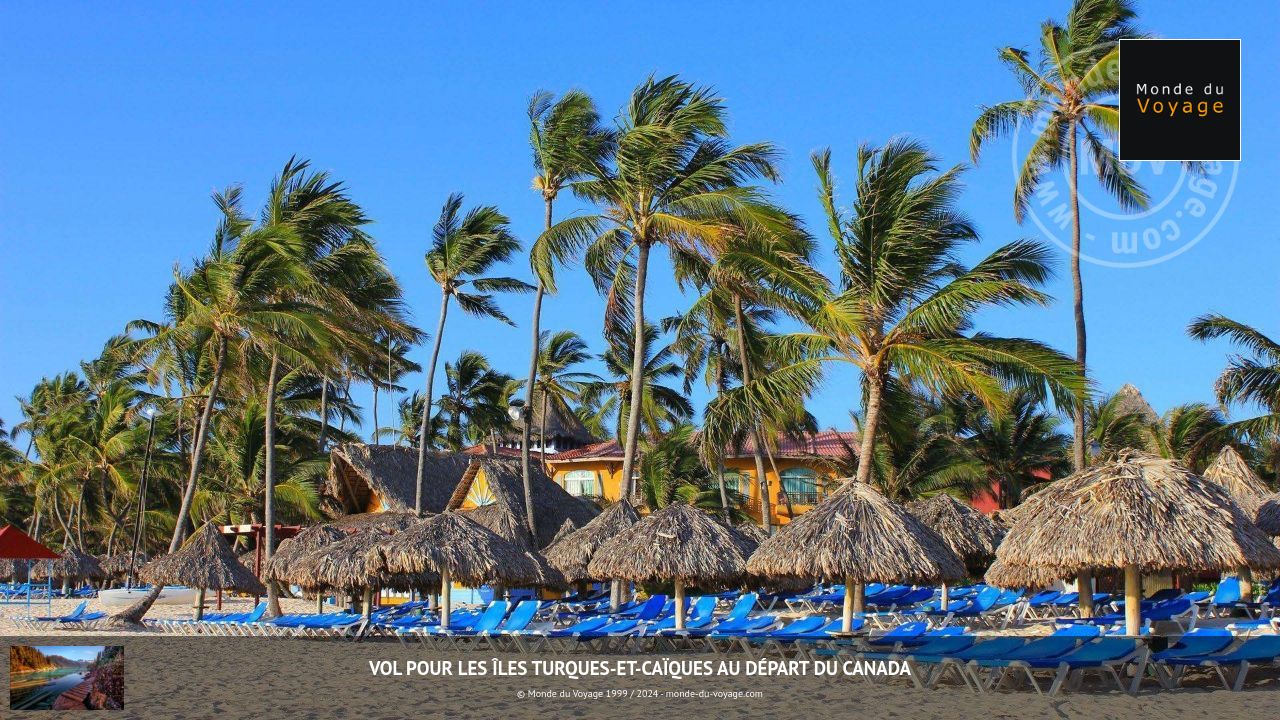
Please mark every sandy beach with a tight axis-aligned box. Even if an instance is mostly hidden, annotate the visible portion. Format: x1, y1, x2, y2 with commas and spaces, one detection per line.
3, 598, 1276, 720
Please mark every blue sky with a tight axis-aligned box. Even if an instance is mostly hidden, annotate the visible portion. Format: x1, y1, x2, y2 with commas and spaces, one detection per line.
29, 646, 102, 664
2, 1, 1277, 439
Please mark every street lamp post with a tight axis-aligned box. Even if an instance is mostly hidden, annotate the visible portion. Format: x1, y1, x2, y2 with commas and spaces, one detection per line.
126, 406, 158, 590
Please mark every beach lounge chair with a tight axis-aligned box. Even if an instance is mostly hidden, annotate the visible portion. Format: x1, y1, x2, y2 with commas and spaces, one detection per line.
1158, 635, 1280, 691
1201, 577, 1242, 616
708, 615, 823, 655
992, 638, 1145, 695
17, 600, 89, 629
1134, 628, 1234, 690
1058, 597, 1197, 633
758, 618, 850, 660
505, 616, 609, 654
927, 586, 1002, 628
915, 636, 1028, 690
451, 600, 541, 650
963, 626, 1101, 690
417, 601, 510, 648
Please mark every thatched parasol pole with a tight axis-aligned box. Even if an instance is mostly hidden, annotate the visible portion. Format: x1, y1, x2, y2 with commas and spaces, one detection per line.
841, 574, 855, 632
440, 567, 452, 629
1077, 569, 1094, 618
940, 582, 950, 610
851, 582, 865, 616
1123, 564, 1141, 636
361, 587, 374, 621
316, 594, 325, 614
673, 580, 686, 630
194, 588, 206, 621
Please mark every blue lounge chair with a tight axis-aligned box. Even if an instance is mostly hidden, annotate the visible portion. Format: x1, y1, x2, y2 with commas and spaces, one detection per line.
418, 601, 510, 646
964, 626, 1101, 690
1058, 597, 1197, 633
1202, 577, 1242, 616
997, 638, 1144, 695
454, 600, 541, 650
1159, 635, 1280, 690
718, 615, 825, 655
508, 616, 610, 653
1137, 628, 1234, 690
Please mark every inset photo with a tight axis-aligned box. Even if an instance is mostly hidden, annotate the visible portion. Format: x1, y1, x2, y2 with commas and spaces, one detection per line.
9, 645, 124, 711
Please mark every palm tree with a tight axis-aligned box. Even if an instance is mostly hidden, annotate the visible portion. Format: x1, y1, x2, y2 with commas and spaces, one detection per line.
357, 333, 419, 446
1188, 314, 1280, 440
414, 194, 532, 514
971, 0, 1146, 471
708, 140, 1086, 499
952, 389, 1071, 507
1144, 402, 1228, 471
520, 90, 613, 537
1084, 390, 1151, 460
435, 351, 512, 451
530, 331, 598, 451
535, 75, 786, 500
578, 322, 693, 452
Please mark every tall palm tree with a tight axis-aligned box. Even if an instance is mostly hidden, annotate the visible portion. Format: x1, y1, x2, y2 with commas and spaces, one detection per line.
357, 333, 419, 446
971, 0, 1146, 471
535, 75, 786, 500
530, 330, 599, 455
521, 90, 613, 537
1144, 402, 1228, 472
707, 140, 1086, 502
414, 194, 531, 513
435, 350, 512, 451
1188, 314, 1280, 440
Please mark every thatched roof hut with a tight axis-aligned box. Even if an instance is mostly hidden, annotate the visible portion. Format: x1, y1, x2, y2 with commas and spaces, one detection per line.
1113, 383, 1160, 424
322, 445, 598, 548
329, 511, 420, 533
985, 558, 1072, 589
1254, 494, 1280, 537
748, 481, 964, 629
542, 500, 640, 583
588, 502, 752, 630
367, 511, 540, 626
0, 558, 29, 582
31, 548, 105, 581
907, 494, 1004, 563
290, 528, 438, 594
262, 524, 347, 584
990, 451, 1280, 634
140, 523, 266, 596
1203, 445, 1270, 517
549, 518, 580, 544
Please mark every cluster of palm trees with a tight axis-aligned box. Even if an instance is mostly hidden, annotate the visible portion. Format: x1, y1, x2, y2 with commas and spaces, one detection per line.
1, 0, 1277, 623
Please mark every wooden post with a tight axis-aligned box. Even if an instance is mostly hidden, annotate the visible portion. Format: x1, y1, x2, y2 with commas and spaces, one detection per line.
940, 582, 950, 610
1077, 569, 1095, 618
440, 567, 452, 629
852, 582, 865, 614
674, 580, 686, 630
610, 578, 621, 611
1124, 565, 1141, 637
841, 574, 855, 632
362, 586, 374, 620
316, 593, 325, 614
194, 587, 206, 621
216, 588, 222, 611
1239, 567, 1253, 602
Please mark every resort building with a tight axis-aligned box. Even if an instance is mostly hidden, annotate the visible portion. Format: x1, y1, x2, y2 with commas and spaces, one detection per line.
545, 431, 860, 526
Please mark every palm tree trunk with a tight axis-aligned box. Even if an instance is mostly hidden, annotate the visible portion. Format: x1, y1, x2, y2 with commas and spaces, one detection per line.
519, 197, 553, 541
109, 339, 228, 628
415, 291, 450, 515
716, 462, 730, 523
170, 339, 228, 551
618, 242, 651, 502
371, 383, 379, 446
1068, 123, 1087, 473
855, 372, 884, 486
317, 376, 329, 450
734, 297, 773, 531
764, 444, 794, 524
263, 351, 283, 618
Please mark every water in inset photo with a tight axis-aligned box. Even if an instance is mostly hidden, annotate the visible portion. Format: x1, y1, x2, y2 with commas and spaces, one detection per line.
9, 645, 124, 710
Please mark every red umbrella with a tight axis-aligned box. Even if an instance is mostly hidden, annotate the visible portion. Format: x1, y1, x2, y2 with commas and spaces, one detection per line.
0, 526, 59, 560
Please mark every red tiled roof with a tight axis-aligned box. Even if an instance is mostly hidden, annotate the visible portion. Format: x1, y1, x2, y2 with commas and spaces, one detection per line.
546, 430, 860, 463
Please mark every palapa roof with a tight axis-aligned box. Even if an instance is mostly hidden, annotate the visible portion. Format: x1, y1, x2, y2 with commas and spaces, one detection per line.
1203, 445, 1271, 517
1255, 494, 1280, 536
907, 493, 1005, 563
262, 524, 347, 584
288, 528, 438, 593
367, 511, 541, 587
587, 503, 751, 585
1113, 383, 1160, 424
100, 552, 149, 579
503, 390, 597, 445
747, 481, 966, 584
0, 559, 29, 581
31, 548, 105, 580
323, 445, 598, 548
543, 500, 641, 583
139, 523, 266, 593
329, 511, 420, 532
984, 557, 1074, 589
992, 451, 1280, 580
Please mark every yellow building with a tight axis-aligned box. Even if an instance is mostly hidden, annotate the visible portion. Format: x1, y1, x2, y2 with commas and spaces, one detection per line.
545, 431, 857, 526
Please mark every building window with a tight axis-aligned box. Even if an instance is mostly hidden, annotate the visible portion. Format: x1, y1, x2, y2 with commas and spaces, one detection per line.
720, 471, 749, 495
564, 470, 598, 498
780, 468, 820, 505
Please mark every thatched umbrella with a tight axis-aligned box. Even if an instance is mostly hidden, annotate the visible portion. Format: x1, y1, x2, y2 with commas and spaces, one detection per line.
262, 523, 347, 613
1203, 445, 1273, 599
543, 500, 639, 584
288, 528, 438, 619
367, 511, 539, 628
990, 451, 1280, 635
549, 518, 580, 545
0, 558, 29, 582
100, 552, 149, 582
140, 523, 266, 620
1257, 494, 1280, 536
588, 503, 751, 630
32, 548, 106, 586
329, 512, 419, 532
908, 493, 1005, 607
748, 481, 965, 632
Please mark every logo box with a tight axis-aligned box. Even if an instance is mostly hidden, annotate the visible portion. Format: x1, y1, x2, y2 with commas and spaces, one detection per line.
1119, 39, 1240, 162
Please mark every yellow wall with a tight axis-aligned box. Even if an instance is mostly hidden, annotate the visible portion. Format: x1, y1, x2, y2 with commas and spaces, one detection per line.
548, 457, 834, 526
